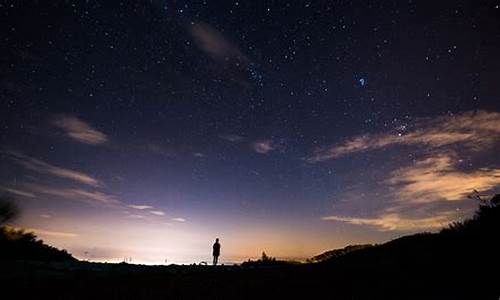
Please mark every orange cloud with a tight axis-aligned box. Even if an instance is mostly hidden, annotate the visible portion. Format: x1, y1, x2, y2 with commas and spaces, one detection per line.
8, 226, 78, 238
31, 228, 79, 238
51, 114, 107, 145
388, 153, 500, 203
308, 111, 500, 162
322, 211, 455, 231
316, 111, 500, 231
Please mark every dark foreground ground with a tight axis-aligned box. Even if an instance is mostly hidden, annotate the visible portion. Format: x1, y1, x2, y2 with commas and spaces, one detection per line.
1, 257, 497, 300
2, 199, 499, 299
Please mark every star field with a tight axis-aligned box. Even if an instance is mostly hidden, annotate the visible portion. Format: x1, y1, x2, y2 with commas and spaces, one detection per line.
1, 1, 500, 263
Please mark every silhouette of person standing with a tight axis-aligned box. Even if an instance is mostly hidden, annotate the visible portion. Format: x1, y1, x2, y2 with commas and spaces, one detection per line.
212, 238, 221, 266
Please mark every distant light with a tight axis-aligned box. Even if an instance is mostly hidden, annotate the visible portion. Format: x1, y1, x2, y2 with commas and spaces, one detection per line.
359, 78, 366, 86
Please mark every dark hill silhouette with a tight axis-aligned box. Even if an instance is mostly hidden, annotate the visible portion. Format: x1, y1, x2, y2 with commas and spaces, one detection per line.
309, 244, 374, 263
0, 194, 498, 299
0, 226, 76, 262
312, 194, 500, 267
0, 196, 75, 262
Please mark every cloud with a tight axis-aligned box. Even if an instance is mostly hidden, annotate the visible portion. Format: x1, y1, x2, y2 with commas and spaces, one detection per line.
322, 211, 455, 232
7, 151, 100, 187
189, 22, 249, 64
150, 210, 165, 216
253, 140, 274, 154
70, 190, 119, 204
32, 228, 78, 238
40, 214, 52, 219
188, 21, 255, 87
51, 114, 107, 145
308, 111, 500, 162
9, 226, 78, 238
25, 184, 120, 205
127, 205, 169, 218
387, 153, 500, 204
220, 134, 244, 142
316, 111, 500, 231
193, 152, 205, 158
172, 217, 186, 222
0, 186, 35, 198
127, 205, 153, 210
126, 214, 146, 219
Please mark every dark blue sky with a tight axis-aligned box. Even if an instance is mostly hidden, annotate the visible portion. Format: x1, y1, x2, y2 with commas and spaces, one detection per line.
1, 1, 499, 263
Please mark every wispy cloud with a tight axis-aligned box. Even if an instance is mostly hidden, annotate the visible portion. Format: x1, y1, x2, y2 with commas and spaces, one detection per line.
127, 205, 153, 210
40, 214, 52, 219
310, 111, 500, 203
31, 228, 78, 238
51, 114, 107, 145
127, 204, 169, 218
316, 111, 500, 231
220, 134, 244, 142
25, 184, 119, 205
308, 111, 500, 162
9, 226, 78, 238
188, 21, 255, 87
253, 140, 274, 154
70, 189, 120, 204
322, 211, 455, 232
0, 185, 35, 198
150, 210, 165, 216
387, 153, 500, 204
172, 217, 186, 222
7, 151, 100, 187
193, 152, 205, 158
126, 214, 146, 219
189, 22, 249, 64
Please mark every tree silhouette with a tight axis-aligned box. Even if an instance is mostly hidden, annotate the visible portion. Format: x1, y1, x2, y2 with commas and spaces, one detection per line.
0, 195, 18, 224
0, 195, 75, 262
261, 251, 275, 262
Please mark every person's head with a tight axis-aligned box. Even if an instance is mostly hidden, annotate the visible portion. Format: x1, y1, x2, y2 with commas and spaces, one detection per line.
216, 238, 219, 242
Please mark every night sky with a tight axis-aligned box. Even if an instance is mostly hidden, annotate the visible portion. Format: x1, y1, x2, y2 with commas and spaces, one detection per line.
1, 1, 500, 264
